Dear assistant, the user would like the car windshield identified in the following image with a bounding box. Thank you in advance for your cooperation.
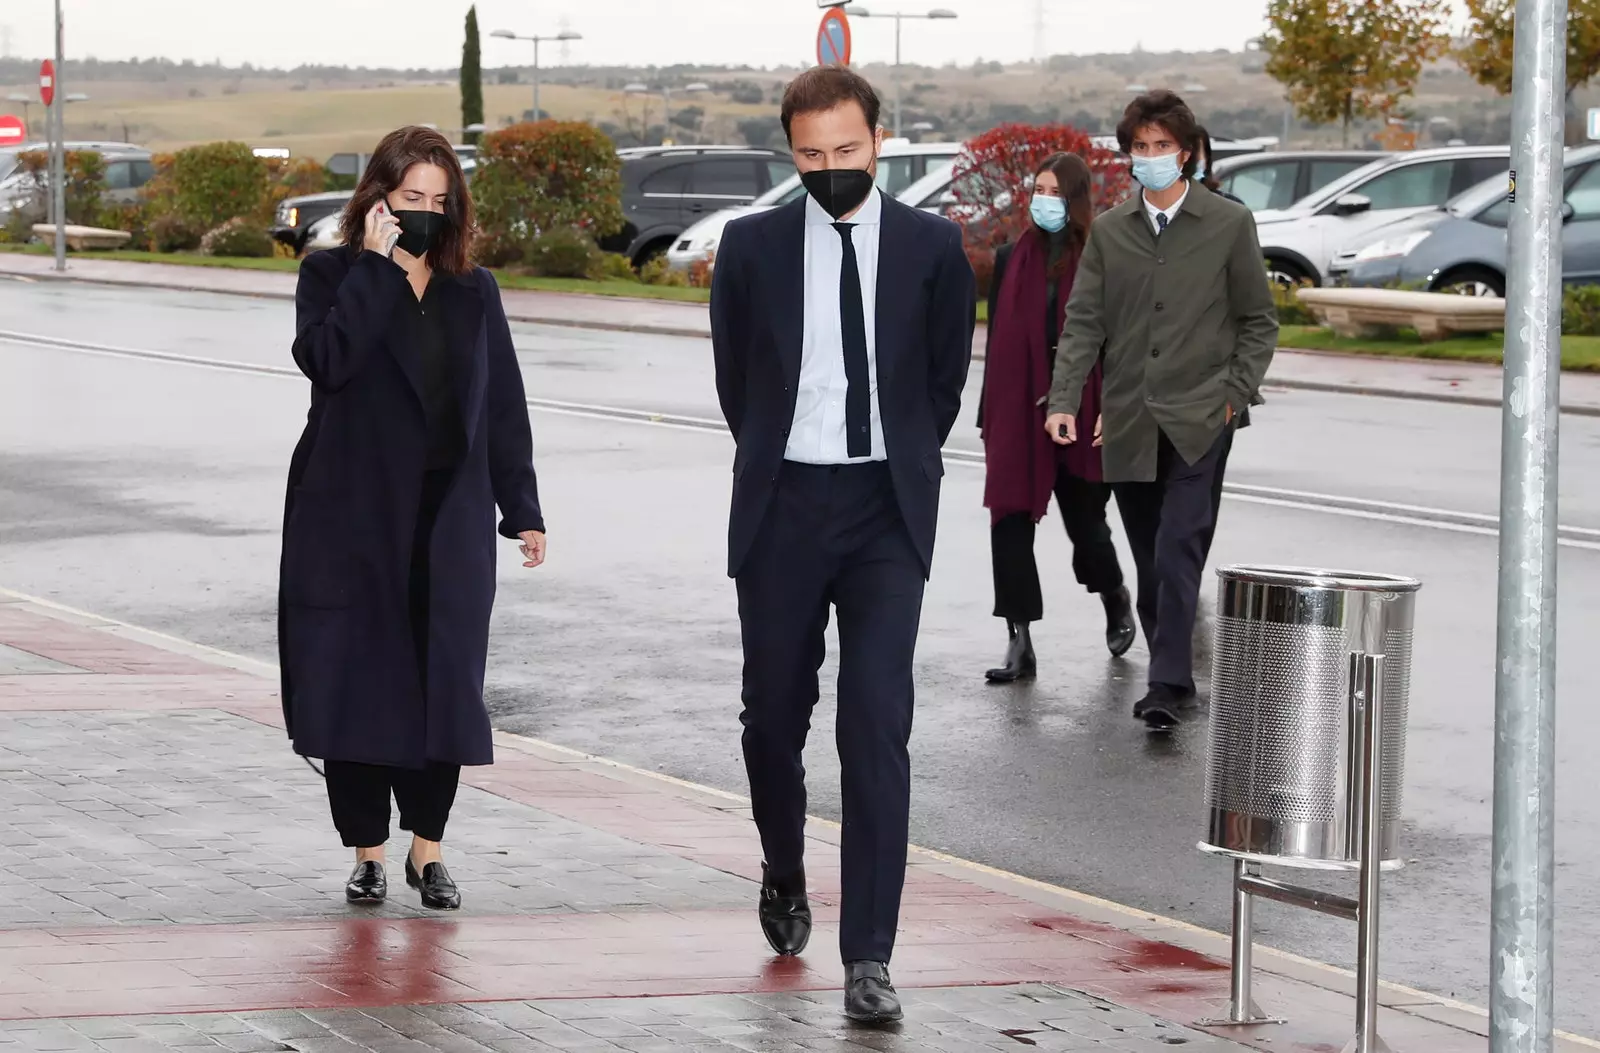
[1449,172,1514,217]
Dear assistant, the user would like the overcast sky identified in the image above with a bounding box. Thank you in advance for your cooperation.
[4,0,1283,71]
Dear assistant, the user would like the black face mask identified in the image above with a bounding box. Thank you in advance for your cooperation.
[392,209,449,258]
[801,167,875,220]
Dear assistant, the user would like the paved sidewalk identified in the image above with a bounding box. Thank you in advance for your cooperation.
[6,251,1599,414]
[0,589,1578,1051]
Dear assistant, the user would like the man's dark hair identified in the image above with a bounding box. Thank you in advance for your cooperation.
[780,65,882,142]
[1116,89,1200,181]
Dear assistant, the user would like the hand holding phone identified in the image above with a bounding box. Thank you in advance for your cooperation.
[363,201,401,257]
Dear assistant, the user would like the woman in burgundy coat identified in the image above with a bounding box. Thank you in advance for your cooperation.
[979,152,1136,683]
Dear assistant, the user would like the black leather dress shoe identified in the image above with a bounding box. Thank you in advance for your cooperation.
[1133,683,1197,730]
[758,863,811,956]
[405,856,461,910]
[1102,587,1137,658]
[844,960,903,1024]
[345,860,387,905]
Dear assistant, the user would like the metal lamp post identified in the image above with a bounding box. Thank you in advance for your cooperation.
[490,27,582,122]
[626,82,708,145]
[845,6,957,138]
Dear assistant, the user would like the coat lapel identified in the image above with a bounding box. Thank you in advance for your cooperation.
[875,195,911,385]
[441,272,488,450]
[770,198,807,399]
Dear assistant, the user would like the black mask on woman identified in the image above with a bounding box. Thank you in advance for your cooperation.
[801,167,875,220]
[392,209,449,258]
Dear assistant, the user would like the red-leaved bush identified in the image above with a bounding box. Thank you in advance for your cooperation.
[950,123,1131,294]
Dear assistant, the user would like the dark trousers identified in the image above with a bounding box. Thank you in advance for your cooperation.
[326,761,462,847]
[736,461,925,964]
[991,471,1124,622]
[324,467,459,849]
[1112,428,1231,694]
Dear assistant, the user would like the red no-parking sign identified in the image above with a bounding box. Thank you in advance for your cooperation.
[817,8,852,66]
[40,59,55,106]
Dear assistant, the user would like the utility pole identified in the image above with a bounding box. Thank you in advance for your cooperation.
[1489,0,1566,1045]
[52,0,66,272]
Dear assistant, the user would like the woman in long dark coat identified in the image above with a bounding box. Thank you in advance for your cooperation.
[979,152,1136,683]
[278,125,546,910]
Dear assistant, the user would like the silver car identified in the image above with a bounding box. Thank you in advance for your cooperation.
[1329,144,1600,296]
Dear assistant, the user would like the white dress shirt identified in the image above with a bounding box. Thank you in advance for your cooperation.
[1143,179,1191,234]
[787,188,887,464]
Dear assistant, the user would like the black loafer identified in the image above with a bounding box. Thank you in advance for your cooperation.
[844,960,903,1024]
[758,863,811,956]
[1102,587,1137,658]
[345,860,387,905]
[1133,683,1197,730]
[405,856,461,910]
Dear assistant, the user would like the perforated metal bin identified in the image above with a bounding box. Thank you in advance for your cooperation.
[1202,566,1421,869]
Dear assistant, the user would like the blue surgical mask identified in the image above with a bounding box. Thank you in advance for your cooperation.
[1029,194,1067,233]
[1131,152,1185,192]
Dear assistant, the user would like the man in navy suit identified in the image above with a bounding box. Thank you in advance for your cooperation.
[710,65,976,1024]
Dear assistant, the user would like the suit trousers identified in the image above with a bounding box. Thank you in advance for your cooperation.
[325,760,462,847]
[1112,428,1231,694]
[991,471,1124,622]
[736,460,926,964]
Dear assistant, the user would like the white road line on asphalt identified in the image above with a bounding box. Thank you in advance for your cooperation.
[7,578,1596,1049]
[6,328,1599,552]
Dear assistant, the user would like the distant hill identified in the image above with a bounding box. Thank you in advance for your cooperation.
[0,53,1588,160]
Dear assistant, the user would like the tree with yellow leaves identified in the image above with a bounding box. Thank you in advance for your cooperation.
[1458,0,1600,144]
[1262,0,1451,146]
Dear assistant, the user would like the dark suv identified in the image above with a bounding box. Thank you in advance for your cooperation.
[271,191,358,254]
[603,146,794,266]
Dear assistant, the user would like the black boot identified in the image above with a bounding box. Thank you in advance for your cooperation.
[1102,587,1137,658]
[984,621,1036,683]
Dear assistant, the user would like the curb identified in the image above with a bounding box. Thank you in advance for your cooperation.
[9,264,1598,416]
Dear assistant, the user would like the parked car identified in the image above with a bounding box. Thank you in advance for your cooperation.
[1211,150,1386,212]
[0,141,152,224]
[664,140,962,272]
[600,146,794,267]
[1326,144,1600,296]
[1252,146,1511,286]
[272,190,356,254]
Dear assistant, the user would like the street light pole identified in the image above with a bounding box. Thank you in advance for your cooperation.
[51,0,65,272]
[1490,0,1566,1043]
[847,7,957,139]
[491,28,582,123]
[532,36,541,120]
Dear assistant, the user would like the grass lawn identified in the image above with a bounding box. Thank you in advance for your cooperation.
[0,243,712,303]
[1278,324,1600,372]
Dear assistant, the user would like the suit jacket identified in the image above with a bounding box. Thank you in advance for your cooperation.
[1046,183,1277,482]
[710,194,977,578]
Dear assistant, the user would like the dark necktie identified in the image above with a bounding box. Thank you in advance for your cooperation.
[833,222,872,459]
[1156,212,1169,235]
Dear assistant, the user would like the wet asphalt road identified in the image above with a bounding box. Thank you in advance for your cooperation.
[4,278,1600,1034]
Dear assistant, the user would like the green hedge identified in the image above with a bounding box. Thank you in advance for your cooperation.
[472,120,624,268]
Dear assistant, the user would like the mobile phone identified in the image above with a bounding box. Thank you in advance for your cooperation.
[1057,423,1069,439]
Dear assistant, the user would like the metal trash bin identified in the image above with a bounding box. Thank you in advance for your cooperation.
[1203,565,1421,869]
[1195,565,1422,1050]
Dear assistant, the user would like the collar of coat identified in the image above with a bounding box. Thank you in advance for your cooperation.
[1109,179,1219,227]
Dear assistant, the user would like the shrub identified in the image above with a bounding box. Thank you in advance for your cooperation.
[148,212,205,253]
[473,121,624,267]
[1566,284,1600,337]
[169,141,274,231]
[200,217,276,258]
[524,227,603,278]
[594,252,639,282]
[9,149,106,227]
[96,201,149,246]
[638,255,689,287]
[950,123,1131,295]
[688,253,715,289]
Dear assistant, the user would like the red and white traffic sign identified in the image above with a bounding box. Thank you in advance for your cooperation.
[39,59,55,107]
[0,115,24,147]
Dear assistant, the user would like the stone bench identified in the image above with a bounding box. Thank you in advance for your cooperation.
[30,224,133,251]
[1296,287,1505,342]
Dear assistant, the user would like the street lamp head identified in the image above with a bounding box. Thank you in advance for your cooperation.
[489,29,517,39]
[684,82,711,92]
[624,82,650,93]
[64,93,89,102]
[850,6,873,15]
[557,31,583,41]
[927,8,959,17]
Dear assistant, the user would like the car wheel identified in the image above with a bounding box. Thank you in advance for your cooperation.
[632,240,675,269]
[1265,257,1314,289]
[1433,267,1505,298]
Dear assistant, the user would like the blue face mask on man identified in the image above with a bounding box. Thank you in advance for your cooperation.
[1131,152,1185,193]
[1029,193,1067,233]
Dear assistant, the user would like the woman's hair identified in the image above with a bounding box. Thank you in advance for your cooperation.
[1195,125,1221,192]
[1031,151,1094,271]
[338,125,476,275]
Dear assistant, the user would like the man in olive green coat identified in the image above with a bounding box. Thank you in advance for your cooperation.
[1045,90,1277,729]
